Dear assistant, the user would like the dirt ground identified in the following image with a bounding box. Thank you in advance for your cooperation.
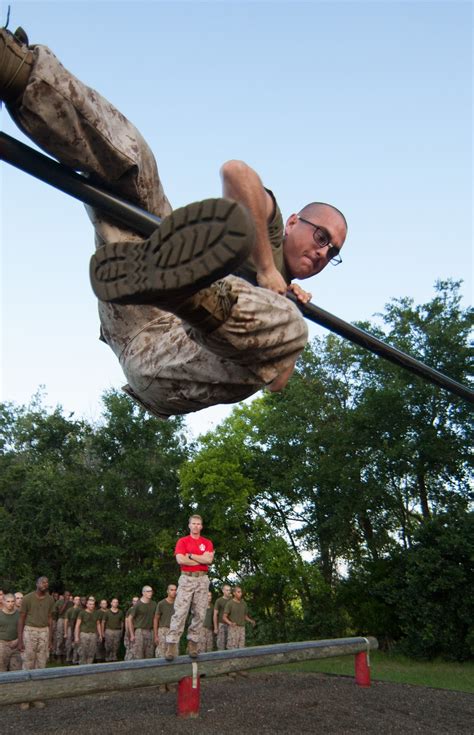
[1,671,473,734]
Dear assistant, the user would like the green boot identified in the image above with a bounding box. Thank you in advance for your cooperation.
[90,198,254,311]
[0,26,33,104]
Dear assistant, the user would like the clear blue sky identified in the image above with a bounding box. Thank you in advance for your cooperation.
[1,0,472,436]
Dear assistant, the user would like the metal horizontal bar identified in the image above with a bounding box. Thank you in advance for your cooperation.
[1,132,472,405]
[292,297,474,404]
[0,132,161,236]
[0,636,377,705]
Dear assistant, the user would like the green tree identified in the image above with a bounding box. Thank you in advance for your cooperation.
[0,390,191,601]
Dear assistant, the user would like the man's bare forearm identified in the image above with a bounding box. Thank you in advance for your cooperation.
[192,551,214,564]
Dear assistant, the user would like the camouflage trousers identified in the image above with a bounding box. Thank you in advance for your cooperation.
[216,622,229,650]
[65,629,78,663]
[96,631,106,661]
[104,629,122,662]
[167,574,209,645]
[0,640,22,672]
[198,628,214,653]
[78,632,97,664]
[54,617,65,656]
[9,45,308,418]
[22,626,50,670]
[131,628,154,660]
[227,625,246,650]
[155,626,170,659]
[124,630,132,661]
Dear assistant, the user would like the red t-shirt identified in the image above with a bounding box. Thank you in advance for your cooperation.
[174,535,214,572]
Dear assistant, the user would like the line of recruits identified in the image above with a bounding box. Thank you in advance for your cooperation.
[0,515,256,708]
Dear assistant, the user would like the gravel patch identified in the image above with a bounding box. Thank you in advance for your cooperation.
[0,671,472,734]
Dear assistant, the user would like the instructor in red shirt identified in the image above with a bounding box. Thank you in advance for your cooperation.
[165,515,214,660]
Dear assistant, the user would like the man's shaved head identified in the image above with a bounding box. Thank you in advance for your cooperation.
[298,202,348,234]
[284,202,348,280]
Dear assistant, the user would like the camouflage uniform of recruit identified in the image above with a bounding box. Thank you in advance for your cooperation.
[50,598,58,655]
[213,585,232,650]
[75,599,101,665]
[128,588,156,660]
[18,579,55,671]
[102,603,124,662]
[2,40,314,420]
[198,592,214,653]
[64,597,82,663]
[223,588,256,650]
[78,632,96,664]
[154,587,177,659]
[166,516,214,660]
[0,595,22,671]
[124,597,139,661]
[95,600,109,661]
[54,593,72,658]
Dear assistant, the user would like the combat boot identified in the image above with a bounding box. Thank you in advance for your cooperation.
[165,642,178,661]
[0,26,33,104]
[89,198,254,310]
[187,640,199,658]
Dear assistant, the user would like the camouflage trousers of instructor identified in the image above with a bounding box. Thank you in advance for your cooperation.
[166,575,209,645]
[22,626,49,670]
[7,45,307,418]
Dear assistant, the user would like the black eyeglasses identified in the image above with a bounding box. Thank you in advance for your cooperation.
[297,216,342,265]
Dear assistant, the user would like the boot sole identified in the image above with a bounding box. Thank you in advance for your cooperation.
[89,198,254,305]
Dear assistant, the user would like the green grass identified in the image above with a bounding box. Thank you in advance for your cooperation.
[258,650,474,693]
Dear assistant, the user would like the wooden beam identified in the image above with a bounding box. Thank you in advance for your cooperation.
[0,637,378,705]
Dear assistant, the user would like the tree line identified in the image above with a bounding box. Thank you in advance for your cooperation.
[1,280,472,660]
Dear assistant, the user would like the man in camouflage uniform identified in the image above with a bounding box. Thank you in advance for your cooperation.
[223,586,256,650]
[75,596,102,665]
[0,27,347,421]
[95,599,109,662]
[153,584,177,659]
[53,590,72,660]
[213,583,232,650]
[102,598,124,662]
[0,593,22,672]
[199,591,215,653]
[18,576,56,709]
[128,586,156,660]
[165,515,214,660]
[64,594,82,664]
[18,577,55,670]
[124,596,139,661]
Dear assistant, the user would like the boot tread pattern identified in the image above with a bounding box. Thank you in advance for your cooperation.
[89,198,253,304]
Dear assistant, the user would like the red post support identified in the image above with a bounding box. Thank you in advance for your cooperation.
[177,666,200,718]
[354,651,371,687]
